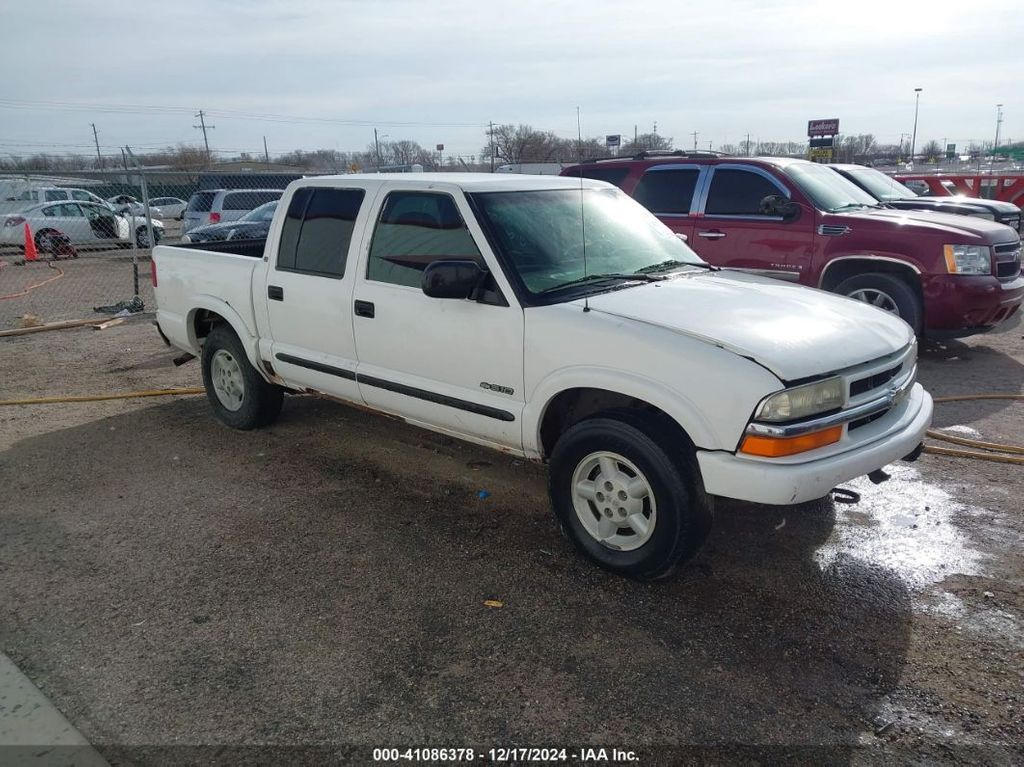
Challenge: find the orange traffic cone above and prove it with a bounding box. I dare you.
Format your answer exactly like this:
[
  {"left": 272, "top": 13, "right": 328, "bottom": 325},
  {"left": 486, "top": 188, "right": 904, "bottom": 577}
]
[{"left": 23, "top": 222, "right": 38, "bottom": 261}]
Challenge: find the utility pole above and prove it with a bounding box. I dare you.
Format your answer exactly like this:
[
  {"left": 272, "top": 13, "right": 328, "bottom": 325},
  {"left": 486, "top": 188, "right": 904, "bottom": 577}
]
[
  {"left": 263, "top": 136, "right": 270, "bottom": 164},
  {"left": 374, "top": 128, "right": 382, "bottom": 169},
  {"left": 488, "top": 121, "right": 495, "bottom": 172},
  {"left": 691, "top": 131, "right": 698, "bottom": 150},
  {"left": 193, "top": 110, "right": 214, "bottom": 164},
  {"left": 634, "top": 124, "right": 638, "bottom": 147},
  {"left": 746, "top": 132, "right": 751, "bottom": 156},
  {"left": 90, "top": 123, "right": 102, "bottom": 168},
  {"left": 909, "top": 87, "right": 923, "bottom": 163}
]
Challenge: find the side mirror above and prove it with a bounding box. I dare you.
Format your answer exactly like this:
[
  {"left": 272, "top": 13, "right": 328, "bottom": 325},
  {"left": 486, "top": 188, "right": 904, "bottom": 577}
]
[
  {"left": 421, "top": 259, "right": 488, "bottom": 300},
  {"left": 674, "top": 232, "right": 688, "bottom": 243},
  {"left": 759, "top": 194, "right": 801, "bottom": 222}
]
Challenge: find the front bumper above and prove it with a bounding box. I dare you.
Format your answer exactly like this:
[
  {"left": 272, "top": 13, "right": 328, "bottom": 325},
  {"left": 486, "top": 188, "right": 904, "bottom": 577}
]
[
  {"left": 923, "top": 273, "right": 1024, "bottom": 335},
  {"left": 696, "top": 384, "right": 932, "bottom": 505}
]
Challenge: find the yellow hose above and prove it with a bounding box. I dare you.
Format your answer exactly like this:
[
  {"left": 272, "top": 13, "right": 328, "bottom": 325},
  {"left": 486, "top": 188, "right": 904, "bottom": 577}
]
[
  {"left": 0, "top": 388, "right": 1020, "bottom": 464},
  {"left": 923, "top": 392, "right": 1024, "bottom": 465},
  {"left": 0, "top": 388, "right": 204, "bottom": 406}
]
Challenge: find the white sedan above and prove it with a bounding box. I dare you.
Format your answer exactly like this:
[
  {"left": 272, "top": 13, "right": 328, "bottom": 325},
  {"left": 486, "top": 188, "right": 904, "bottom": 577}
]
[
  {"left": 148, "top": 196, "right": 187, "bottom": 220},
  {"left": 0, "top": 201, "right": 165, "bottom": 250}
]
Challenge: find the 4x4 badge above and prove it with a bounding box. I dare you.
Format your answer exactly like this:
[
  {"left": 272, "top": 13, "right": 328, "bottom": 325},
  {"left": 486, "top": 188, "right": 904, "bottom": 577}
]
[{"left": 480, "top": 382, "right": 514, "bottom": 396}]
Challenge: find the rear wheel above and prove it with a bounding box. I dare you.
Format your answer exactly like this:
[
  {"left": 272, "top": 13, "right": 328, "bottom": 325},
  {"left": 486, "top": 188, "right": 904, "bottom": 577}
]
[
  {"left": 201, "top": 324, "right": 283, "bottom": 430},
  {"left": 835, "top": 272, "right": 922, "bottom": 333},
  {"left": 34, "top": 228, "right": 60, "bottom": 253},
  {"left": 548, "top": 410, "right": 711, "bottom": 580}
]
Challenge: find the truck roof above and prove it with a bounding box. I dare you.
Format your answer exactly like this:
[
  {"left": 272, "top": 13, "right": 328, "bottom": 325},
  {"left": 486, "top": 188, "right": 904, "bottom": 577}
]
[{"left": 296, "top": 173, "right": 610, "bottom": 193}]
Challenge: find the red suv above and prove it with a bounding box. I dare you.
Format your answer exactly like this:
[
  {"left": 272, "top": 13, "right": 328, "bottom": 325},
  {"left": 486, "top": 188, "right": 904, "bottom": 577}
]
[{"left": 562, "top": 152, "right": 1023, "bottom": 337}]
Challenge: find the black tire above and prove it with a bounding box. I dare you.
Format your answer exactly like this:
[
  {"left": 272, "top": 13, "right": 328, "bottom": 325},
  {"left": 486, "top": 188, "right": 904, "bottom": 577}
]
[
  {"left": 548, "top": 409, "right": 712, "bottom": 580},
  {"left": 834, "top": 272, "right": 922, "bottom": 333},
  {"left": 34, "top": 228, "right": 60, "bottom": 253},
  {"left": 201, "top": 324, "right": 283, "bottom": 430},
  {"left": 136, "top": 227, "right": 160, "bottom": 248}
]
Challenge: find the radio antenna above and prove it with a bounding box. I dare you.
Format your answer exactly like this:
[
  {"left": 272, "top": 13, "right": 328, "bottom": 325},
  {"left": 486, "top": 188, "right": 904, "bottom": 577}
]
[{"left": 577, "top": 106, "right": 589, "bottom": 313}]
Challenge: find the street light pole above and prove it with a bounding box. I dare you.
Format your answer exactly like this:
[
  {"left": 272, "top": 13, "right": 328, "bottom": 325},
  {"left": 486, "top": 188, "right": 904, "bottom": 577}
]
[
  {"left": 909, "top": 87, "right": 923, "bottom": 163},
  {"left": 994, "top": 104, "right": 1004, "bottom": 154}
]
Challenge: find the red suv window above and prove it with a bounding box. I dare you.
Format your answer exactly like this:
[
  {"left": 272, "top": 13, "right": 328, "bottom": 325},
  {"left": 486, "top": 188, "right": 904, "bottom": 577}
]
[
  {"left": 704, "top": 169, "right": 781, "bottom": 215},
  {"left": 634, "top": 169, "right": 700, "bottom": 215}
]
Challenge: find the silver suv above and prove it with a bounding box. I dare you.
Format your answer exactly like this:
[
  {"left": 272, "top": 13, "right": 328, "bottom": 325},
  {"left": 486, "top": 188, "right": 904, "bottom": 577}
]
[{"left": 182, "top": 188, "right": 283, "bottom": 233}]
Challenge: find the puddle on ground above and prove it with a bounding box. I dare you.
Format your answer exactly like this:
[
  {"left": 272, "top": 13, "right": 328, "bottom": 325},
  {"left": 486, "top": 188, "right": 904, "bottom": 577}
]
[{"left": 815, "top": 464, "right": 987, "bottom": 596}]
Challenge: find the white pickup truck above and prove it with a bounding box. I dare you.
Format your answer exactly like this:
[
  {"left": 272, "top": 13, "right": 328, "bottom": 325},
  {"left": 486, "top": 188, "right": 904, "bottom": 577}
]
[{"left": 153, "top": 173, "right": 932, "bottom": 579}]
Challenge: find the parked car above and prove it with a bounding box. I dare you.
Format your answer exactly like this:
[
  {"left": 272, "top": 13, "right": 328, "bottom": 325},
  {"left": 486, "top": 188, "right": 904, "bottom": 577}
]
[
  {"left": 180, "top": 200, "right": 278, "bottom": 243},
  {"left": 148, "top": 196, "right": 188, "bottom": 220},
  {"left": 182, "top": 188, "right": 283, "bottom": 233},
  {"left": 153, "top": 174, "right": 931, "bottom": 579},
  {"left": 831, "top": 164, "right": 1022, "bottom": 233},
  {"left": 563, "top": 152, "right": 1023, "bottom": 337},
  {"left": 1, "top": 201, "right": 165, "bottom": 250},
  {"left": 6, "top": 186, "right": 108, "bottom": 207}
]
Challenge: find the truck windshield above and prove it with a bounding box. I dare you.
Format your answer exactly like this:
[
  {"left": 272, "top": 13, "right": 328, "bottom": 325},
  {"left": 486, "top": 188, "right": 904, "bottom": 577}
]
[
  {"left": 784, "top": 163, "right": 879, "bottom": 212},
  {"left": 471, "top": 187, "right": 708, "bottom": 297},
  {"left": 842, "top": 167, "right": 919, "bottom": 202}
]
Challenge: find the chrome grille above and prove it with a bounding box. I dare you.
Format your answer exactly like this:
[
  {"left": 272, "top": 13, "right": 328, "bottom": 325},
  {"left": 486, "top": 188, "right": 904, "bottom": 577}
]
[{"left": 994, "top": 240, "right": 1021, "bottom": 281}]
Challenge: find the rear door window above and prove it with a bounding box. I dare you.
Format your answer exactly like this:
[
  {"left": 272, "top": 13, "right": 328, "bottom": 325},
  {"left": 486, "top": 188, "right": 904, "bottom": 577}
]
[
  {"left": 633, "top": 169, "right": 700, "bottom": 214},
  {"left": 187, "top": 192, "right": 217, "bottom": 212},
  {"left": 45, "top": 190, "right": 68, "bottom": 202},
  {"left": 276, "top": 188, "right": 364, "bottom": 278},
  {"left": 223, "top": 190, "right": 282, "bottom": 211},
  {"left": 564, "top": 166, "right": 630, "bottom": 189},
  {"left": 704, "top": 169, "right": 784, "bottom": 216}
]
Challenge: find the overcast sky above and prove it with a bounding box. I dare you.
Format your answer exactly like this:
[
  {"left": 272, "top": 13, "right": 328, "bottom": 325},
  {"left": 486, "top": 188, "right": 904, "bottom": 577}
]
[{"left": 1, "top": 0, "right": 1019, "bottom": 161}]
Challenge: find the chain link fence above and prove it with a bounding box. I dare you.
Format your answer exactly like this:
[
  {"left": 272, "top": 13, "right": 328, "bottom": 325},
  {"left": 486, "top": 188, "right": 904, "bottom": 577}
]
[{"left": 0, "top": 169, "right": 306, "bottom": 330}]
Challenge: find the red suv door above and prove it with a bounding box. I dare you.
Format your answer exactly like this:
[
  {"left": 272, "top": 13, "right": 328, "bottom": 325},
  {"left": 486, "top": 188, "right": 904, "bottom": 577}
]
[
  {"left": 691, "top": 164, "right": 814, "bottom": 282},
  {"left": 630, "top": 164, "right": 703, "bottom": 242}
]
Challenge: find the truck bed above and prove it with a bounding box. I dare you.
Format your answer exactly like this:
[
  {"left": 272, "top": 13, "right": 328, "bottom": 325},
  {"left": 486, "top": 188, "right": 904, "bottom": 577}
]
[{"left": 152, "top": 242, "right": 263, "bottom": 355}]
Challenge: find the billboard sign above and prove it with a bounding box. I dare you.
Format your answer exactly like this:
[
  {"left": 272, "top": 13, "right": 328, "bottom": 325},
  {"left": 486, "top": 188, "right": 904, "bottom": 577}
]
[
  {"left": 606, "top": 134, "right": 621, "bottom": 148},
  {"left": 807, "top": 118, "right": 840, "bottom": 137}
]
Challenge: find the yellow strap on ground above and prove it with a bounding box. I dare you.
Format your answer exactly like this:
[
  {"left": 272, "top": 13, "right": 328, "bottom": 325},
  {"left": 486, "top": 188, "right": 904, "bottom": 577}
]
[{"left": 0, "top": 388, "right": 204, "bottom": 406}]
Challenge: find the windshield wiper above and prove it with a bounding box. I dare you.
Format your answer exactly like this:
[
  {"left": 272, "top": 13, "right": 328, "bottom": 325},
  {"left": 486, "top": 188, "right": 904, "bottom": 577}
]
[
  {"left": 829, "top": 203, "right": 871, "bottom": 212},
  {"left": 539, "top": 272, "right": 660, "bottom": 294},
  {"left": 635, "top": 259, "right": 718, "bottom": 273}
]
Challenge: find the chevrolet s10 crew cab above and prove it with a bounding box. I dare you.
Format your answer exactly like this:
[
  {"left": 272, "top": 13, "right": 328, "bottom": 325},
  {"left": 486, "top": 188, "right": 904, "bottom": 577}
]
[{"left": 153, "top": 174, "right": 933, "bottom": 579}]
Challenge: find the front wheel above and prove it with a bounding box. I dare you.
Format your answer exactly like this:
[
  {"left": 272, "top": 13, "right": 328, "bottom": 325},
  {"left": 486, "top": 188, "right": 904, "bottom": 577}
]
[
  {"left": 201, "top": 324, "right": 283, "bottom": 430},
  {"left": 548, "top": 411, "right": 711, "bottom": 580},
  {"left": 835, "top": 272, "right": 922, "bottom": 334}
]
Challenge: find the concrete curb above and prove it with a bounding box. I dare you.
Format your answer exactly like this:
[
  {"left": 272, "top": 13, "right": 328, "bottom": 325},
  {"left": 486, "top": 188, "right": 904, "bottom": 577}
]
[{"left": 0, "top": 652, "right": 108, "bottom": 766}]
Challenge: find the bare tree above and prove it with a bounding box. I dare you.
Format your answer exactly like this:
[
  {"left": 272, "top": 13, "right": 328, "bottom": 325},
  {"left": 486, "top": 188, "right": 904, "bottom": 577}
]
[
  {"left": 919, "top": 140, "right": 943, "bottom": 162},
  {"left": 618, "top": 132, "right": 673, "bottom": 156}
]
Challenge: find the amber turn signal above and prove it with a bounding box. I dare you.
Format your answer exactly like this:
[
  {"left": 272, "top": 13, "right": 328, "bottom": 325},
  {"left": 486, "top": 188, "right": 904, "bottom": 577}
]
[{"left": 740, "top": 425, "right": 843, "bottom": 458}]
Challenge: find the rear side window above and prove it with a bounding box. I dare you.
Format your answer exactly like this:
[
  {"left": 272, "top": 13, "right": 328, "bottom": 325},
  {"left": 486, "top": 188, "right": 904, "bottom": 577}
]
[
  {"left": 71, "top": 190, "right": 92, "bottom": 201},
  {"left": 45, "top": 190, "right": 67, "bottom": 202},
  {"left": 367, "top": 191, "right": 482, "bottom": 288},
  {"left": 633, "top": 169, "right": 700, "bottom": 214},
  {"left": 564, "top": 166, "right": 630, "bottom": 188},
  {"left": 223, "top": 190, "right": 282, "bottom": 211},
  {"left": 704, "top": 169, "right": 783, "bottom": 216},
  {"left": 187, "top": 192, "right": 217, "bottom": 212},
  {"left": 276, "top": 188, "right": 364, "bottom": 278}
]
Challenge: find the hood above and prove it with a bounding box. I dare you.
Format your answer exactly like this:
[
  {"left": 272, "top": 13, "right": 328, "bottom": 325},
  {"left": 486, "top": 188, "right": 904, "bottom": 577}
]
[
  {"left": 188, "top": 220, "right": 268, "bottom": 239},
  {"left": 838, "top": 207, "right": 1016, "bottom": 242},
  {"left": 914, "top": 196, "right": 1020, "bottom": 214},
  {"left": 578, "top": 270, "right": 913, "bottom": 381}
]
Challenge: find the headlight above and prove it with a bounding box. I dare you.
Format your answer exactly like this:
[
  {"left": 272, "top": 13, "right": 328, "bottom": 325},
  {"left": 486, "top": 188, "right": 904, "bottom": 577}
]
[
  {"left": 755, "top": 377, "right": 844, "bottom": 422},
  {"left": 943, "top": 244, "right": 991, "bottom": 275}
]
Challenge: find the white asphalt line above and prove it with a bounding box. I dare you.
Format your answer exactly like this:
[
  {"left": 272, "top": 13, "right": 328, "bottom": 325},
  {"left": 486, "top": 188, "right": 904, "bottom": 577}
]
[{"left": 0, "top": 652, "right": 108, "bottom": 766}]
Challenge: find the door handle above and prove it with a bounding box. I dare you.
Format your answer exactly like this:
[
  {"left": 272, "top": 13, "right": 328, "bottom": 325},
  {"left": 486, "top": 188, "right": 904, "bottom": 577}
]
[
  {"left": 697, "top": 230, "right": 726, "bottom": 240},
  {"left": 268, "top": 285, "right": 284, "bottom": 301},
  {"left": 354, "top": 299, "right": 375, "bottom": 318}
]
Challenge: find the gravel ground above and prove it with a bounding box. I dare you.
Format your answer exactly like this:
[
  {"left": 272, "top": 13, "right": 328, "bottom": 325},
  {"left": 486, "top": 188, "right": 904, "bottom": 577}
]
[{"left": 0, "top": 315, "right": 1022, "bottom": 764}]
